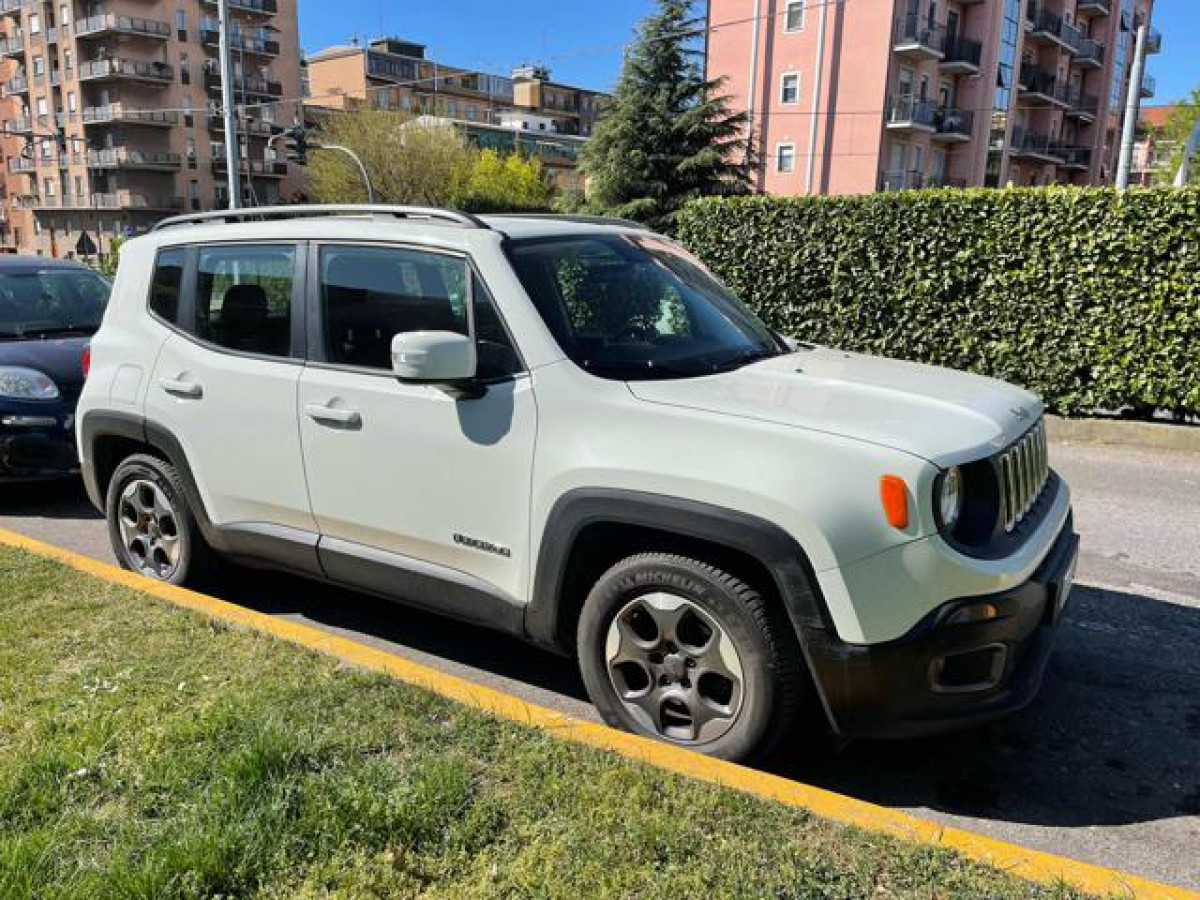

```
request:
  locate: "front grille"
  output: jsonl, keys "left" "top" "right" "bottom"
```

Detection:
{"left": 998, "top": 419, "right": 1049, "bottom": 533}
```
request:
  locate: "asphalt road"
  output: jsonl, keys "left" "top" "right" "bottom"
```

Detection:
{"left": 2, "top": 439, "right": 1198, "bottom": 891}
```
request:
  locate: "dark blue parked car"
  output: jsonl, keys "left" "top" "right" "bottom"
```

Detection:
{"left": 0, "top": 256, "right": 110, "bottom": 483}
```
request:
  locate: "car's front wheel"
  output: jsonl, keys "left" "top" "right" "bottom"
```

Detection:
{"left": 577, "top": 552, "right": 804, "bottom": 762}
{"left": 105, "top": 454, "right": 213, "bottom": 586}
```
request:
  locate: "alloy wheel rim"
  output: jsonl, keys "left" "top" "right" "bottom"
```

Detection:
{"left": 117, "top": 479, "right": 182, "bottom": 580}
{"left": 604, "top": 592, "right": 746, "bottom": 744}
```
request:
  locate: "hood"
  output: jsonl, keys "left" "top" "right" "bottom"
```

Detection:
{"left": 0, "top": 336, "right": 89, "bottom": 394}
{"left": 627, "top": 347, "right": 1041, "bottom": 467}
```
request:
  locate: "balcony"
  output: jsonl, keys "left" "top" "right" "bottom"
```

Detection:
{"left": 201, "top": 29, "right": 280, "bottom": 57}
{"left": 1140, "top": 73, "right": 1156, "bottom": 98}
{"left": 204, "top": 70, "right": 282, "bottom": 98}
{"left": 893, "top": 14, "right": 945, "bottom": 60}
{"left": 1076, "top": 0, "right": 1111, "bottom": 14}
{"left": 1064, "top": 88, "right": 1099, "bottom": 123}
{"left": 86, "top": 148, "right": 182, "bottom": 171}
{"left": 207, "top": 113, "right": 281, "bottom": 137}
{"left": 200, "top": 0, "right": 278, "bottom": 16}
{"left": 7, "top": 114, "right": 31, "bottom": 133}
{"left": 940, "top": 35, "right": 982, "bottom": 74}
{"left": 75, "top": 14, "right": 170, "bottom": 41}
{"left": 0, "top": 0, "right": 27, "bottom": 17}
{"left": 4, "top": 74, "right": 27, "bottom": 93}
{"left": 931, "top": 107, "right": 975, "bottom": 143}
{"left": 212, "top": 156, "right": 288, "bottom": 178}
{"left": 78, "top": 58, "right": 174, "bottom": 85}
{"left": 1054, "top": 146, "right": 1092, "bottom": 171}
{"left": 1018, "top": 63, "right": 1071, "bottom": 109}
{"left": 1010, "top": 127, "right": 1065, "bottom": 164}
{"left": 16, "top": 192, "right": 182, "bottom": 211}
{"left": 1146, "top": 27, "right": 1162, "bottom": 55}
{"left": 885, "top": 94, "right": 937, "bottom": 132}
{"left": 1025, "top": 4, "right": 1083, "bottom": 53}
{"left": 879, "top": 170, "right": 927, "bottom": 191}
{"left": 6, "top": 155, "right": 34, "bottom": 173}
{"left": 927, "top": 173, "right": 968, "bottom": 188}
{"left": 1072, "top": 38, "right": 1105, "bottom": 70}
{"left": 1, "top": 32, "right": 23, "bottom": 57}
{"left": 82, "top": 104, "right": 179, "bottom": 127}
{"left": 55, "top": 110, "right": 78, "bottom": 127}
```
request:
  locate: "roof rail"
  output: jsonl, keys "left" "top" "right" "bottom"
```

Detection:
{"left": 151, "top": 204, "right": 491, "bottom": 232}
{"left": 483, "top": 213, "right": 650, "bottom": 231}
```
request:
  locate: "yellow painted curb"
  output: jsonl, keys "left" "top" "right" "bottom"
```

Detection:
{"left": 1, "top": 526, "right": 1194, "bottom": 900}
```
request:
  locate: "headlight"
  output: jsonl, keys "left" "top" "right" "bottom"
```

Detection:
{"left": 938, "top": 466, "right": 964, "bottom": 531}
{"left": 0, "top": 366, "right": 60, "bottom": 400}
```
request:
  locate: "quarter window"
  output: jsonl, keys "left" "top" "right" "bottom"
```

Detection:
{"left": 319, "top": 245, "right": 520, "bottom": 379}
{"left": 193, "top": 245, "right": 295, "bottom": 357}
{"left": 149, "top": 248, "right": 185, "bottom": 323}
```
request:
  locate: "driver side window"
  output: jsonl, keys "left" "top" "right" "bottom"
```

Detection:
{"left": 319, "top": 244, "right": 521, "bottom": 379}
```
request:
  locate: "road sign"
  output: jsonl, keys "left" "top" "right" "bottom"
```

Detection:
{"left": 75, "top": 231, "right": 98, "bottom": 257}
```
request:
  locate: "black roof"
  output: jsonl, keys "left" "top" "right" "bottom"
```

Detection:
{"left": 0, "top": 255, "right": 93, "bottom": 274}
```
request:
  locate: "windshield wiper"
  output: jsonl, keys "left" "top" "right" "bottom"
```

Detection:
{"left": 16, "top": 325, "right": 98, "bottom": 339}
{"left": 707, "top": 348, "right": 782, "bottom": 374}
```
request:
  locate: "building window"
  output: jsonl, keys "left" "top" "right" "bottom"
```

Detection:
{"left": 29, "top": 12, "right": 40, "bottom": 34}
{"left": 780, "top": 72, "right": 800, "bottom": 104}
{"left": 67, "top": 91, "right": 76, "bottom": 112}
{"left": 776, "top": 143, "right": 796, "bottom": 173}
{"left": 43, "top": 177, "right": 55, "bottom": 197}
{"left": 63, "top": 49, "right": 72, "bottom": 74}
{"left": 59, "top": 3, "right": 69, "bottom": 25}
{"left": 36, "top": 96, "right": 48, "bottom": 118}
{"left": 74, "top": 175, "right": 83, "bottom": 197}
{"left": 784, "top": 0, "right": 805, "bottom": 31}
{"left": 180, "top": 52, "right": 190, "bottom": 85}
{"left": 176, "top": 8, "right": 187, "bottom": 38}
{"left": 32, "top": 55, "right": 44, "bottom": 76}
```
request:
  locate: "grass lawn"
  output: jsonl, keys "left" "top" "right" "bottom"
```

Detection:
{"left": 0, "top": 545, "right": 1094, "bottom": 899}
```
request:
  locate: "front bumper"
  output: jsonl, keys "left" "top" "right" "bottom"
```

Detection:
{"left": 0, "top": 400, "right": 80, "bottom": 482}
{"left": 804, "top": 513, "right": 1079, "bottom": 740}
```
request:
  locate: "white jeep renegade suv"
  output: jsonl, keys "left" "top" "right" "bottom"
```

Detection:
{"left": 77, "top": 206, "right": 1078, "bottom": 761}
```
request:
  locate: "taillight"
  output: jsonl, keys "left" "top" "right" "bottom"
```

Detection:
{"left": 82, "top": 345, "right": 91, "bottom": 379}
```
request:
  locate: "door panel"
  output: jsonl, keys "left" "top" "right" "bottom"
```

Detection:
{"left": 144, "top": 242, "right": 314, "bottom": 532}
{"left": 299, "top": 241, "right": 536, "bottom": 602}
{"left": 298, "top": 370, "right": 536, "bottom": 599}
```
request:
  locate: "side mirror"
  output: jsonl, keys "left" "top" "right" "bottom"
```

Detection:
{"left": 391, "top": 331, "right": 476, "bottom": 384}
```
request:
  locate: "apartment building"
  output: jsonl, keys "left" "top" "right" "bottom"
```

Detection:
{"left": 705, "top": 0, "right": 1160, "bottom": 195}
{"left": 0, "top": 0, "right": 302, "bottom": 257}
{"left": 307, "top": 39, "right": 605, "bottom": 137}
{"left": 1130, "top": 103, "right": 1173, "bottom": 185}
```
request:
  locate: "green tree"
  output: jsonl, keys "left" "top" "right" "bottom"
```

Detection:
{"left": 453, "top": 149, "right": 556, "bottom": 212}
{"left": 308, "top": 108, "right": 475, "bottom": 206}
{"left": 96, "top": 236, "right": 125, "bottom": 278}
{"left": 1152, "top": 89, "right": 1200, "bottom": 186}
{"left": 580, "top": 0, "right": 753, "bottom": 232}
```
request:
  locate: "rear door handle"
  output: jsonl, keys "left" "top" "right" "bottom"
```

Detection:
{"left": 305, "top": 403, "right": 361, "bottom": 428}
{"left": 158, "top": 377, "right": 203, "bottom": 399}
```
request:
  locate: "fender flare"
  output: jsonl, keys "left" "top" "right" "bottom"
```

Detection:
{"left": 524, "top": 487, "right": 839, "bottom": 650}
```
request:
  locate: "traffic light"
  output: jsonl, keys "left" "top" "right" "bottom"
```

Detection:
{"left": 283, "top": 125, "right": 310, "bottom": 166}
{"left": 54, "top": 126, "right": 68, "bottom": 154}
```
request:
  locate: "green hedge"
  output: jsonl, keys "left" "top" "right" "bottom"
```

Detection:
{"left": 676, "top": 188, "right": 1200, "bottom": 418}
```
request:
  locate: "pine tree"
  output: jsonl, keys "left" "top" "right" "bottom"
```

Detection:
{"left": 580, "top": 0, "right": 754, "bottom": 232}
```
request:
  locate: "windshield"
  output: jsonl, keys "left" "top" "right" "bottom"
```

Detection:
{"left": 508, "top": 234, "right": 785, "bottom": 380}
{"left": 0, "top": 269, "right": 111, "bottom": 340}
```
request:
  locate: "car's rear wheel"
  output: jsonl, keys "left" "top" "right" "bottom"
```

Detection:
{"left": 106, "top": 454, "right": 213, "bottom": 586}
{"left": 577, "top": 552, "right": 804, "bottom": 762}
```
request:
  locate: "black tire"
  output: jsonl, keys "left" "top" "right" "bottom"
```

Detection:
{"left": 576, "top": 552, "right": 805, "bottom": 762}
{"left": 105, "top": 453, "right": 215, "bottom": 586}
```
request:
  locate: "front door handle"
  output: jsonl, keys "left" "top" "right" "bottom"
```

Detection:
{"left": 305, "top": 403, "right": 362, "bottom": 428}
{"left": 159, "top": 377, "right": 203, "bottom": 399}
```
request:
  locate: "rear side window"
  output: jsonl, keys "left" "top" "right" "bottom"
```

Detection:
{"left": 148, "top": 248, "right": 185, "bottom": 323}
{"left": 194, "top": 245, "right": 295, "bottom": 358}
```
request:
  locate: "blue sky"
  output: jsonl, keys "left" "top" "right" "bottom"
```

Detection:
{"left": 299, "top": 0, "right": 1196, "bottom": 103}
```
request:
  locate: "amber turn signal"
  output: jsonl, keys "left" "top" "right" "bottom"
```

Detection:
{"left": 880, "top": 475, "right": 909, "bottom": 529}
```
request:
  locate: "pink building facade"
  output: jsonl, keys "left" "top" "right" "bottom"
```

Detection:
{"left": 705, "top": 0, "right": 1159, "bottom": 195}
